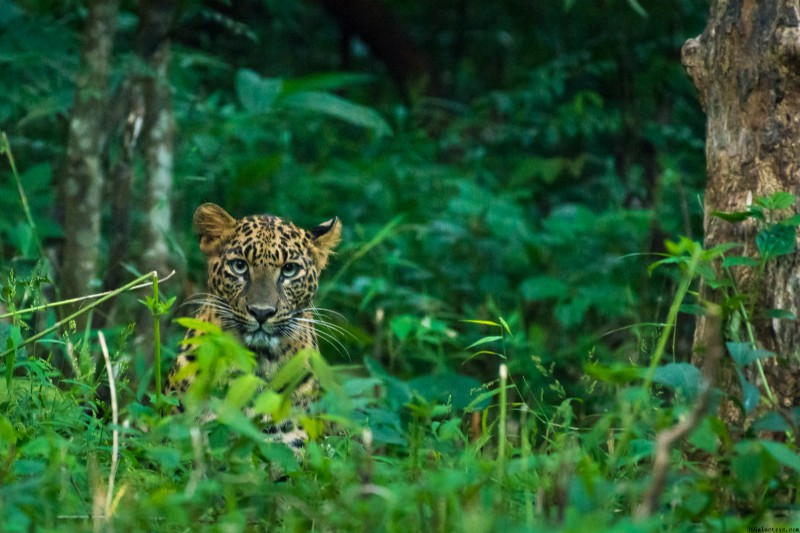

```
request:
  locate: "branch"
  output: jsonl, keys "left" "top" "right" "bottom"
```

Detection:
{"left": 635, "top": 304, "right": 722, "bottom": 520}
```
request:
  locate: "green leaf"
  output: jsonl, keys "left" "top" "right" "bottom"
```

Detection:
{"left": 780, "top": 213, "right": 800, "bottom": 227}
{"left": 224, "top": 374, "right": 264, "bottom": 410}
{"left": 756, "top": 191, "right": 795, "bottom": 210}
{"left": 521, "top": 276, "right": 568, "bottom": 301}
{"left": 213, "top": 400, "right": 265, "bottom": 442}
{"left": 270, "top": 349, "right": 311, "bottom": 393}
{"left": 626, "top": 0, "right": 648, "bottom": 17}
{"left": 235, "top": 69, "right": 283, "bottom": 113}
{"left": 722, "top": 256, "right": 760, "bottom": 268}
{"left": 584, "top": 363, "right": 642, "bottom": 384}
{"left": 765, "top": 308, "right": 796, "bottom": 320}
{"left": 0, "top": 414, "right": 17, "bottom": 445}
{"left": 726, "top": 342, "right": 775, "bottom": 367}
{"left": 741, "top": 379, "right": 761, "bottom": 414}
{"left": 461, "top": 319, "right": 500, "bottom": 327}
{"left": 283, "top": 91, "right": 391, "bottom": 136}
{"left": 175, "top": 317, "right": 223, "bottom": 335}
{"left": 408, "top": 372, "right": 483, "bottom": 410}
{"left": 759, "top": 440, "right": 800, "bottom": 473}
{"left": 390, "top": 315, "right": 417, "bottom": 342}
{"left": 253, "top": 390, "right": 284, "bottom": 416}
{"left": 757, "top": 224, "right": 796, "bottom": 259}
{"left": 711, "top": 210, "right": 752, "bottom": 223}
{"left": 309, "top": 350, "right": 343, "bottom": 395}
{"left": 464, "top": 336, "right": 503, "bottom": 350}
{"left": 498, "top": 316, "right": 512, "bottom": 336}
{"left": 282, "top": 72, "right": 374, "bottom": 93}
{"left": 651, "top": 363, "right": 703, "bottom": 402}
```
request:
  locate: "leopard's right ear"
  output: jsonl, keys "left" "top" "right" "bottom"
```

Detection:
{"left": 193, "top": 203, "right": 237, "bottom": 255}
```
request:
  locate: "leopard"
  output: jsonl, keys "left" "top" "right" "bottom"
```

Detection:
{"left": 166, "top": 202, "right": 342, "bottom": 448}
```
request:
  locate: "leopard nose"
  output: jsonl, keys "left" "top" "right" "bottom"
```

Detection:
{"left": 247, "top": 304, "right": 277, "bottom": 324}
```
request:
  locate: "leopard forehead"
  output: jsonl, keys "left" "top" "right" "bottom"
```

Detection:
{"left": 226, "top": 215, "right": 313, "bottom": 264}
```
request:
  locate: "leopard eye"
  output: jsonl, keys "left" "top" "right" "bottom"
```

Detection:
{"left": 281, "top": 262, "right": 300, "bottom": 278}
{"left": 229, "top": 259, "right": 248, "bottom": 275}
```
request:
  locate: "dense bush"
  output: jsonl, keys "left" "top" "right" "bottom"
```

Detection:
{"left": 3, "top": 1, "right": 800, "bottom": 531}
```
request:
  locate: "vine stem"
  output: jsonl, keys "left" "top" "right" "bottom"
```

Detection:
{"left": 642, "top": 247, "right": 701, "bottom": 391}
{"left": 152, "top": 273, "right": 162, "bottom": 405}
{"left": 0, "top": 271, "right": 176, "bottom": 320}
{"left": 1, "top": 131, "right": 45, "bottom": 260}
{"left": 0, "top": 271, "right": 174, "bottom": 360}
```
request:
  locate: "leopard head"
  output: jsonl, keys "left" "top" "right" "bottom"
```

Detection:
{"left": 193, "top": 203, "right": 341, "bottom": 355}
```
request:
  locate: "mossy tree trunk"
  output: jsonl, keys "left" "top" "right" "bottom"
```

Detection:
{"left": 683, "top": 1, "right": 800, "bottom": 425}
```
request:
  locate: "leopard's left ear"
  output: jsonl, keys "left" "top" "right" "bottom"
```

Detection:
{"left": 309, "top": 217, "right": 342, "bottom": 269}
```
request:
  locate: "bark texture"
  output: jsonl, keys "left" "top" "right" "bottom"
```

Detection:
{"left": 61, "top": 0, "right": 119, "bottom": 300}
{"left": 138, "top": 0, "right": 176, "bottom": 279}
{"left": 683, "top": 0, "right": 800, "bottom": 422}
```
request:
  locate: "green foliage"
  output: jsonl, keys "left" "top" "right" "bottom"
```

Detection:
{"left": 5, "top": 0, "right": 800, "bottom": 530}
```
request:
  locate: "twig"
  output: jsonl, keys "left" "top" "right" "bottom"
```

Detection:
{"left": 98, "top": 332, "right": 119, "bottom": 519}
{"left": 635, "top": 304, "right": 722, "bottom": 520}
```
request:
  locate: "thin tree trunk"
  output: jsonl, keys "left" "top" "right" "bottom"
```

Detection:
{"left": 683, "top": 1, "right": 800, "bottom": 425}
{"left": 61, "top": 0, "right": 119, "bottom": 302}
{"left": 140, "top": 46, "right": 174, "bottom": 279}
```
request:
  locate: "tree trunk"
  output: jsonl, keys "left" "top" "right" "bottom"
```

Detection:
{"left": 683, "top": 1, "right": 800, "bottom": 424}
{"left": 138, "top": 0, "right": 176, "bottom": 280}
{"left": 61, "top": 0, "right": 119, "bottom": 302}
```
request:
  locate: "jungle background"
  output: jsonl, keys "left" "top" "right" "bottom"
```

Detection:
{"left": 2, "top": 0, "right": 798, "bottom": 531}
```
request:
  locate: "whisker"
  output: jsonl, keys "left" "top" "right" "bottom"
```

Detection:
{"left": 292, "top": 320, "right": 348, "bottom": 357}
{"left": 295, "top": 316, "right": 356, "bottom": 341}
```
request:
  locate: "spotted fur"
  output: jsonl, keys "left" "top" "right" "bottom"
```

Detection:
{"left": 166, "top": 203, "right": 341, "bottom": 445}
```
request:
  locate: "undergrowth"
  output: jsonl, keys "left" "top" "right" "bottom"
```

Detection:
{"left": 3, "top": 123, "right": 800, "bottom": 530}
{"left": 4, "top": 213, "right": 800, "bottom": 531}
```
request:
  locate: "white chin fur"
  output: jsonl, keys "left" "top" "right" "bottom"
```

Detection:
{"left": 244, "top": 331, "right": 280, "bottom": 351}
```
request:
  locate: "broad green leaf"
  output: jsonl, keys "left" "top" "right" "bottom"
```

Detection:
{"left": 726, "top": 342, "right": 774, "bottom": 367}
{"left": 752, "top": 408, "right": 800, "bottom": 432}
{"left": 224, "top": 374, "right": 264, "bottom": 410}
{"left": 759, "top": 440, "right": 800, "bottom": 473}
{"left": 742, "top": 379, "right": 761, "bottom": 414}
{"left": 408, "top": 372, "right": 484, "bottom": 411}
{"left": 175, "top": 317, "right": 222, "bottom": 335}
{"left": 651, "top": 363, "right": 703, "bottom": 402}
{"left": 780, "top": 213, "right": 800, "bottom": 226}
{"left": 253, "top": 390, "right": 283, "bottom": 416}
{"left": 390, "top": 315, "right": 417, "bottom": 342}
{"left": 688, "top": 417, "right": 719, "bottom": 453}
{"left": 756, "top": 191, "right": 795, "bottom": 210}
{"left": 0, "top": 414, "right": 17, "bottom": 445}
{"left": 283, "top": 91, "right": 391, "bottom": 136}
{"left": 235, "top": 69, "right": 283, "bottom": 113}
{"left": 756, "top": 224, "right": 796, "bottom": 259}
{"left": 299, "top": 415, "right": 324, "bottom": 440}
{"left": 214, "top": 401, "right": 265, "bottom": 442}
{"left": 270, "top": 349, "right": 311, "bottom": 393}
{"left": 309, "top": 350, "right": 343, "bottom": 395}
